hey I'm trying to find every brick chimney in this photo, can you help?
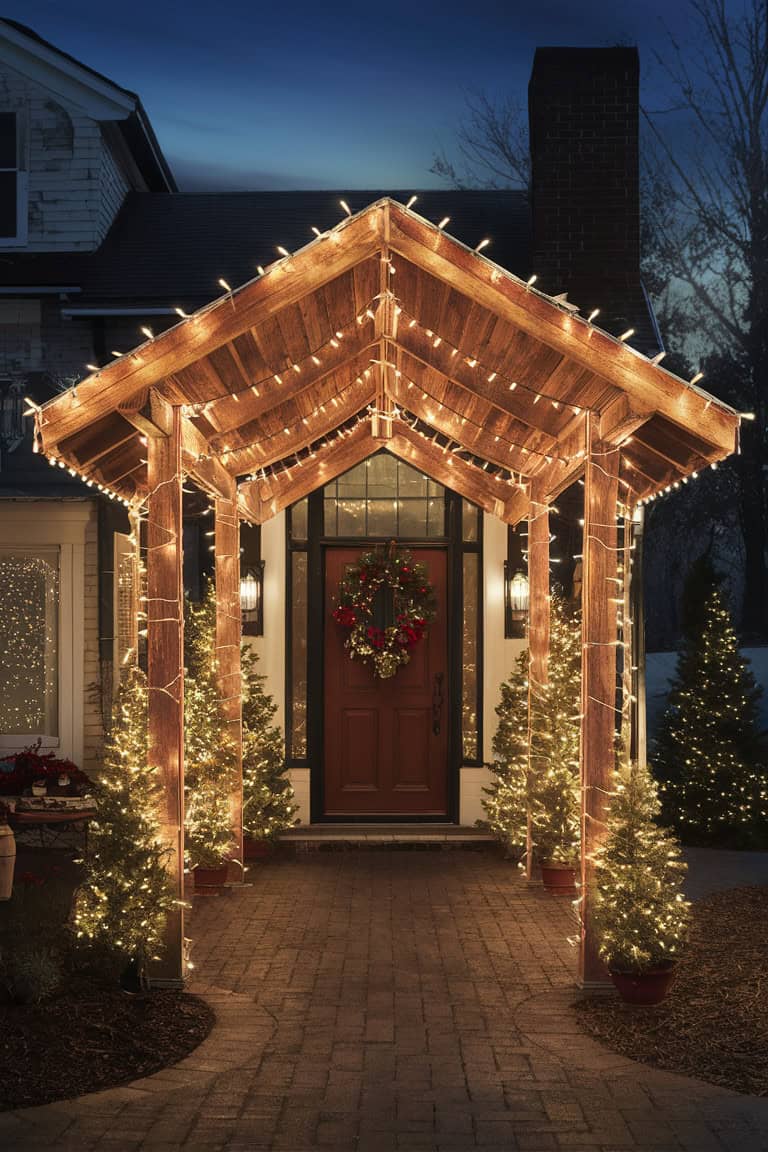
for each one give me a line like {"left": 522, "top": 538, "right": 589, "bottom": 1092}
{"left": 528, "top": 47, "right": 651, "bottom": 345}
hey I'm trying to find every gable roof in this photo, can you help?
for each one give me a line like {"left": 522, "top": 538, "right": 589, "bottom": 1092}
{"left": 6, "top": 187, "right": 527, "bottom": 297}
{"left": 35, "top": 196, "right": 739, "bottom": 523}
{"left": 0, "top": 19, "right": 176, "bottom": 191}
{"left": 5, "top": 185, "right": 659, "bottom": 350}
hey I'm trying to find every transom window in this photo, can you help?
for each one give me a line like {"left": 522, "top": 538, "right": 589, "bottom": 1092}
{"left": 323, "top": 452, "right": 446, "bottom": 538}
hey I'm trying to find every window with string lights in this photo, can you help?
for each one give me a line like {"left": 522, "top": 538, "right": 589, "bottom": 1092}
{"left": 0, "top": 548, "right": 59, "bottom": 738}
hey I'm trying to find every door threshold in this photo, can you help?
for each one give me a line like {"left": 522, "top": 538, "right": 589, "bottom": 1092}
{"left": 279, "top": 823, "right": 495, "bottom": 844}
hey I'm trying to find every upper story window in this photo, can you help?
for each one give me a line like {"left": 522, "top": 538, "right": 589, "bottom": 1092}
{"left": 0, "top": 111, "right": 28, "bottom": 246}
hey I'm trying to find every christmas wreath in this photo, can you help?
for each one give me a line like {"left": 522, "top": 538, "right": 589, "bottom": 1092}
{"left": 332, "top": 544, "right": 437, "bottom": 679}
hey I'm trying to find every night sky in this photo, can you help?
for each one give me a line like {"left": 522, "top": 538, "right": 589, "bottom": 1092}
{"left": 9, "top": 0, "right": 710, "bottom": 190}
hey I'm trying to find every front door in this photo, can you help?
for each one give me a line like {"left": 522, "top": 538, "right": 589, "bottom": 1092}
{"left": 323, "top": 547, "right": 449, "bottom": 816}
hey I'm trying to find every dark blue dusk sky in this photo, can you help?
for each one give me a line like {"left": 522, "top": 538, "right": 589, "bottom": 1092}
{"left": 7, "top": 0, "right": 717, "bottom": 190}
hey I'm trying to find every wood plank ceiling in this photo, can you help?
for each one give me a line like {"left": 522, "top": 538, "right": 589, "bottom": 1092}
{"left": 36, "top": 198, "right": 741, "bottom": 525}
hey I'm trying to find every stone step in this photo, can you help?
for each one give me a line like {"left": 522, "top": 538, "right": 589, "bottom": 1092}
{"left": 279, "top": 823, "right": 495, "bottom": 844}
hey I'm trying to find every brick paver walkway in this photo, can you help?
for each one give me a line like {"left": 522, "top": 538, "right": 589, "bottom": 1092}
{"left": 2, "top": 847, "right": 768, "bottom": 1151}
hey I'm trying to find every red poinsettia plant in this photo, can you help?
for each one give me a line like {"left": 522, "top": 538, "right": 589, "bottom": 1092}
{"left": 0, "top": 741, "right": 91, "bottom": 796}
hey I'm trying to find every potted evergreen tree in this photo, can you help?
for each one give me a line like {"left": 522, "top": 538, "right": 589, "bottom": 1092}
{"left": 241, "top": 644, "right": 297, "bottom": 859}
{"left": 592, "top": 758, "right": 691, "bottom": 1004}
{"left": 482, "top": 649, "right": 529, "bottom": 859}
{"left": 529, "top": 596, "right": 582, "bottom": 893}
{"left": 485, "top": 596, "right": 582, "bottom": 892}
{"left": 184, "top": 585, "right": 238, "bottom": 892}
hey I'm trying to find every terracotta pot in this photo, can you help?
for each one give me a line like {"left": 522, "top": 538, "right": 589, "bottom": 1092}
{"left": 540, "top": 862, "right": 578, "bottom": 895}
{"left": 610, "top": 965, "right": 676, "bottom": 1005}
{"left": 193, "top": 864, "right": 228, "bottom": 893}
{"left": 243, "top": 838, "right": 273, "bottom": 861}
{"left": 0, "top": 823, "right": 15, "bottom": 900}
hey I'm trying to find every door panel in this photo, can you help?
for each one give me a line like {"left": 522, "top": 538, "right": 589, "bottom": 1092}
{"left": 324, "top": 547, "right": 448, "bottom": 816}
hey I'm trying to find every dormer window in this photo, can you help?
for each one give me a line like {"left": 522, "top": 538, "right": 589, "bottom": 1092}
{"left": 0, "top": 111, "right": 28, "bottom": 246}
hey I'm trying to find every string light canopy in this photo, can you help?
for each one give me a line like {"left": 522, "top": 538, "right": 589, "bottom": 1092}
{"left": 34, "top": 197, "right": 740, "bottom": 521}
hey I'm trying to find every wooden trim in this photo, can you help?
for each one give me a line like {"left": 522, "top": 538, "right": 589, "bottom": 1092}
{"left": 215, "top": 476, "right": 243, "bottom": 880}
{"left": 147, "top": 405, "right": 185, "bottom": 984}
{"left": 578, "top": 414, "right": 619, "bottom": 987}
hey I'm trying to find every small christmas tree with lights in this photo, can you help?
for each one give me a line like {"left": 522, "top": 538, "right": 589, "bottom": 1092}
{"left": 529, "top": 594, "right": 582, "bottom": 865}
{"left": 241, "top": 643, "right": 296, "bottom": 844}
{"left": 184, "top": 584, "right": 237, "bottom": 870}
{"left": 593, "top": 757, "right": 690, "bottom": 974}
{"left": 652, "top": 556, "right": 768, "bottom": 847}
{"left": 483, "top": 649, "right": 529, "bottom": 856}
{"left": 484, "top": 595, "right": 582, "bottom": 864}
{"left": 73, "top": 667, "right": 174, "bottom": 985}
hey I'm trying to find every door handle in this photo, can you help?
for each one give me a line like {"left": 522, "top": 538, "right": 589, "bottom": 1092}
{"left": 432, "top": 673, "right": 444, "bottom": 735}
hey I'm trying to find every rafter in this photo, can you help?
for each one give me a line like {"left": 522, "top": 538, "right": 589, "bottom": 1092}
{"left": 237, "top": 421, "right": 377, "bottom": 522}
{"left": 386, "top": 201, "right": 738, "bottom": 456}
{"left": 389, "top": 423, "right": 528, "bottom": 524}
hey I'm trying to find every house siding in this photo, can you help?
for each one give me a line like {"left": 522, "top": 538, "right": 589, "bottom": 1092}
{"left": 0, "top": 62, "right": 128, "bottom": 252}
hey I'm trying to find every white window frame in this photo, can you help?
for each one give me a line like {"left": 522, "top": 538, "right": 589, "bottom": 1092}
{"left": 0, "top": 109, "right": 29, "bottom": 248}
{"left": 0, "top": 503, "right": 88, "bottom": 764}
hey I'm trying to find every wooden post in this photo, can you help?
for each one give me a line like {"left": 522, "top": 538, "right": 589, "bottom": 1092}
{"left": 146, "top": 401, "right": 185, "bottom": 986}
{"left": 215, "top": 477, "right": 243, "bottom": 880}
{"left": 526, "top": 478, "right": 550, "bottom": 880}
{"left": 579, "top": 414, "right": 620, "bottom": 987}
{"left": 630, "top": 506, "right": 647, "bottom": 767}
{"left": 126, "top": 509, "right": 142, "bottom": 670}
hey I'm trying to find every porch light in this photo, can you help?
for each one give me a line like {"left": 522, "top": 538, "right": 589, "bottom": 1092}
{"left": 241, "top": 562, "right": 264, "bottom": 636}
{"left": 504, "top": 563, "right": 529, "bottom": 639}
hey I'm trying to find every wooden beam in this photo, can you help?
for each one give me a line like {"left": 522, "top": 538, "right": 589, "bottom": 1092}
{"left": 210, "top": 348, "right": 376, "bottom": 456}
{"left": 221, "top": 382, "right": 375, "bottom": 472}
{"left": 598, "top": 394, "right": 653, "bottom": 445}
{"left": 526, "top": 478, "right": 549, "bottom": 881}
{"left": 122, "top": 388, "right": 238, "bottom": 503}
{"left": 215, "top": 475, "right": 243, "bottom": 881}
{"left": 389, "top": 424, "right": 528, "bottom": 523}
{"left": 388, "top": 375, "right": 543, "bottom": 477}
{"left": 579, "top": 414, "right": 619, "bottom": 988}
{"left": 206, "top": 337, "right": 377, "bottom": 451}
{"left": 396, "top": 328, "right": 569, "bottom": 441}
{"left": 237, "top": 421, "right": 378, "bottom": 522}
{"left": 386, "top": 201, "right": 739, "bottom": 457}
{"left": 146, "top": 404, "right": 185, "bottom": 986}
{"left": 526, "top": 416, "right": 588, "bottom": 500}
{"left": 39, "top": 207, "right": 386, "bottom": 448}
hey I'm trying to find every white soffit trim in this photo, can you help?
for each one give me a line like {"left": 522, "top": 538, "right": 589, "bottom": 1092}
{"left": 0, "top": 22, "right": 135, "bottom": 120}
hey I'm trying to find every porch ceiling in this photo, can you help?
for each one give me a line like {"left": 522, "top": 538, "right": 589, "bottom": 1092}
{"left": 36, "top": 198, "right": 741, "bottom": 522}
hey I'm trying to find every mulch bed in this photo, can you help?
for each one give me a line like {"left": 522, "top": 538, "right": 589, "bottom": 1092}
{"left": 576, "top": 886, "right": 768, "bottom": 1096}
{"left": 0, "top": 982, "right": 214, "bottom": 1111}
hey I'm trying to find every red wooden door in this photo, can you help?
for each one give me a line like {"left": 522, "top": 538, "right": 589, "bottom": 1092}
{"left": 324, "top": 548, "right": 449, "bottom": 816}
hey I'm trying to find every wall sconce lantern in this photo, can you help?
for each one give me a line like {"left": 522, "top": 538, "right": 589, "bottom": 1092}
{"left": 240, "top": 561, "right": 264, "bottom": 636}
{"left": 504, "top": 562, "right": 529, "bottom": 639}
